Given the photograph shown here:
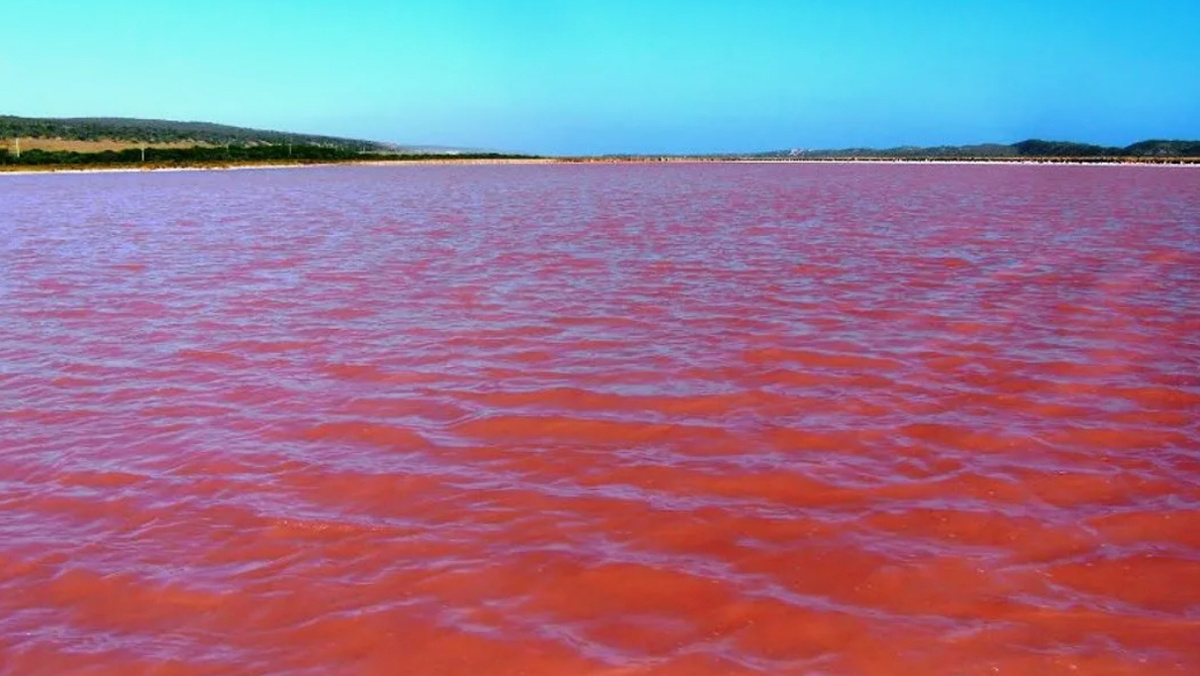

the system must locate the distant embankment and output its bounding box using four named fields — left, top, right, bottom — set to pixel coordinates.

left=0, top=115, right=531, bottom=168
left=755, top=139, right=1200, bottom=162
